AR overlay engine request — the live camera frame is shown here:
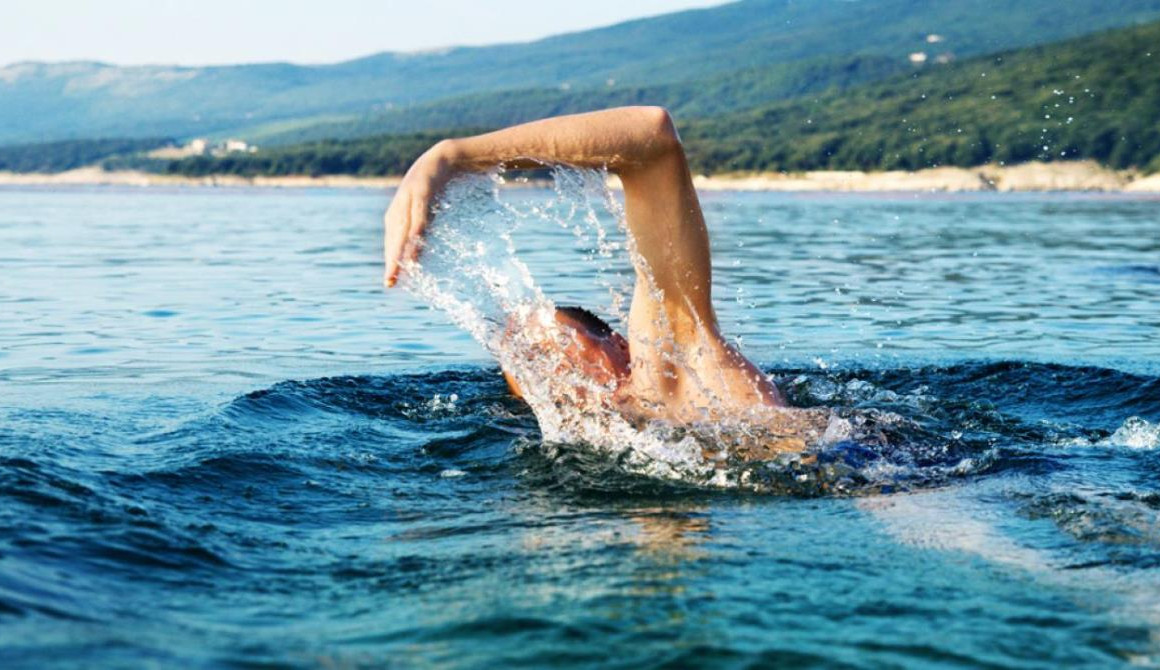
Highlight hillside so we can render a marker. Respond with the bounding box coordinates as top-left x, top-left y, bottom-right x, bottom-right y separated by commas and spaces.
0, 137, 172, 173
680, 20, 1160, 173
250, 55, 906, 145
148, 20, 1160, 179
139, 130, 477, 178
3, 0, 1160, 144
